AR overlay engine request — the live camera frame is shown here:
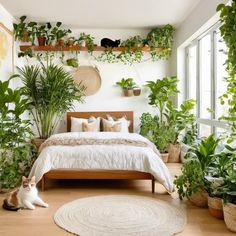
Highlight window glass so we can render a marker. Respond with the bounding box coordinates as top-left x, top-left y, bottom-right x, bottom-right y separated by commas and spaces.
199, 124, 212, 138
199, 34, 211, 119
